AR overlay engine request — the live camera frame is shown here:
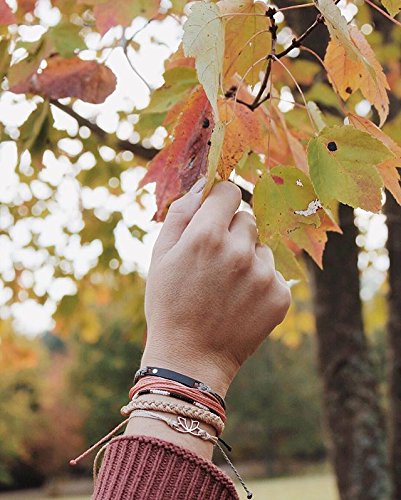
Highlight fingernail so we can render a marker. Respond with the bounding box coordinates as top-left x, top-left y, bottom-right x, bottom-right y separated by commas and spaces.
190, 177, 207, 193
